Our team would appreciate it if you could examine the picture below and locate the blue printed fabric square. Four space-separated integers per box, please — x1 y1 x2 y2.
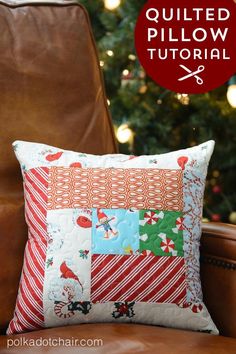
92 208 139 255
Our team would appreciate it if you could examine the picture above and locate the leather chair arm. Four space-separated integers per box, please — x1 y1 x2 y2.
201 222 236 338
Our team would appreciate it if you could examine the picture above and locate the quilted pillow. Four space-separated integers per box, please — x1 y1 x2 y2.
7 140 218 334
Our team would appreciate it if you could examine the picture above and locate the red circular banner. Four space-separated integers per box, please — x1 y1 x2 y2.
135 0 236 94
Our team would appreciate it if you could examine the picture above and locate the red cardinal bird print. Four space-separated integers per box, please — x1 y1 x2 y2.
70 162 82 168
177 156 188 170
46 151 63 162
60 261 83 292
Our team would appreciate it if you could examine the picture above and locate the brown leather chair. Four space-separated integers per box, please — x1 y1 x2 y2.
0 1 235 353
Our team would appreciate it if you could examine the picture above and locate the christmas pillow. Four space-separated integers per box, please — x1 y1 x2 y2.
7 140 218 334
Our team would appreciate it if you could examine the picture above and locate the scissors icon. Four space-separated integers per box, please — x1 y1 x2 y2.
178 65 205 85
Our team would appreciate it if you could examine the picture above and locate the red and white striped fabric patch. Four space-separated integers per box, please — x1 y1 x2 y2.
7 168 49 334
91 254 186 304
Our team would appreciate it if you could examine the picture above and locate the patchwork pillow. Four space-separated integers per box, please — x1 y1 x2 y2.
7 140 218 334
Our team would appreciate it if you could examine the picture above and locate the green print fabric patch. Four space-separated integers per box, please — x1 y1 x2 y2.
139 210 184 257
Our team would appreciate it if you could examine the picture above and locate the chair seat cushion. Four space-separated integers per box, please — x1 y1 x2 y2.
1 324 236 354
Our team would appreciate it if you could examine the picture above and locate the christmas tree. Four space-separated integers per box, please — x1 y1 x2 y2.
80 0 236 224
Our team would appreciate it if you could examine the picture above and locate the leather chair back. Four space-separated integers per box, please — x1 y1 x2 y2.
0 0 117 332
